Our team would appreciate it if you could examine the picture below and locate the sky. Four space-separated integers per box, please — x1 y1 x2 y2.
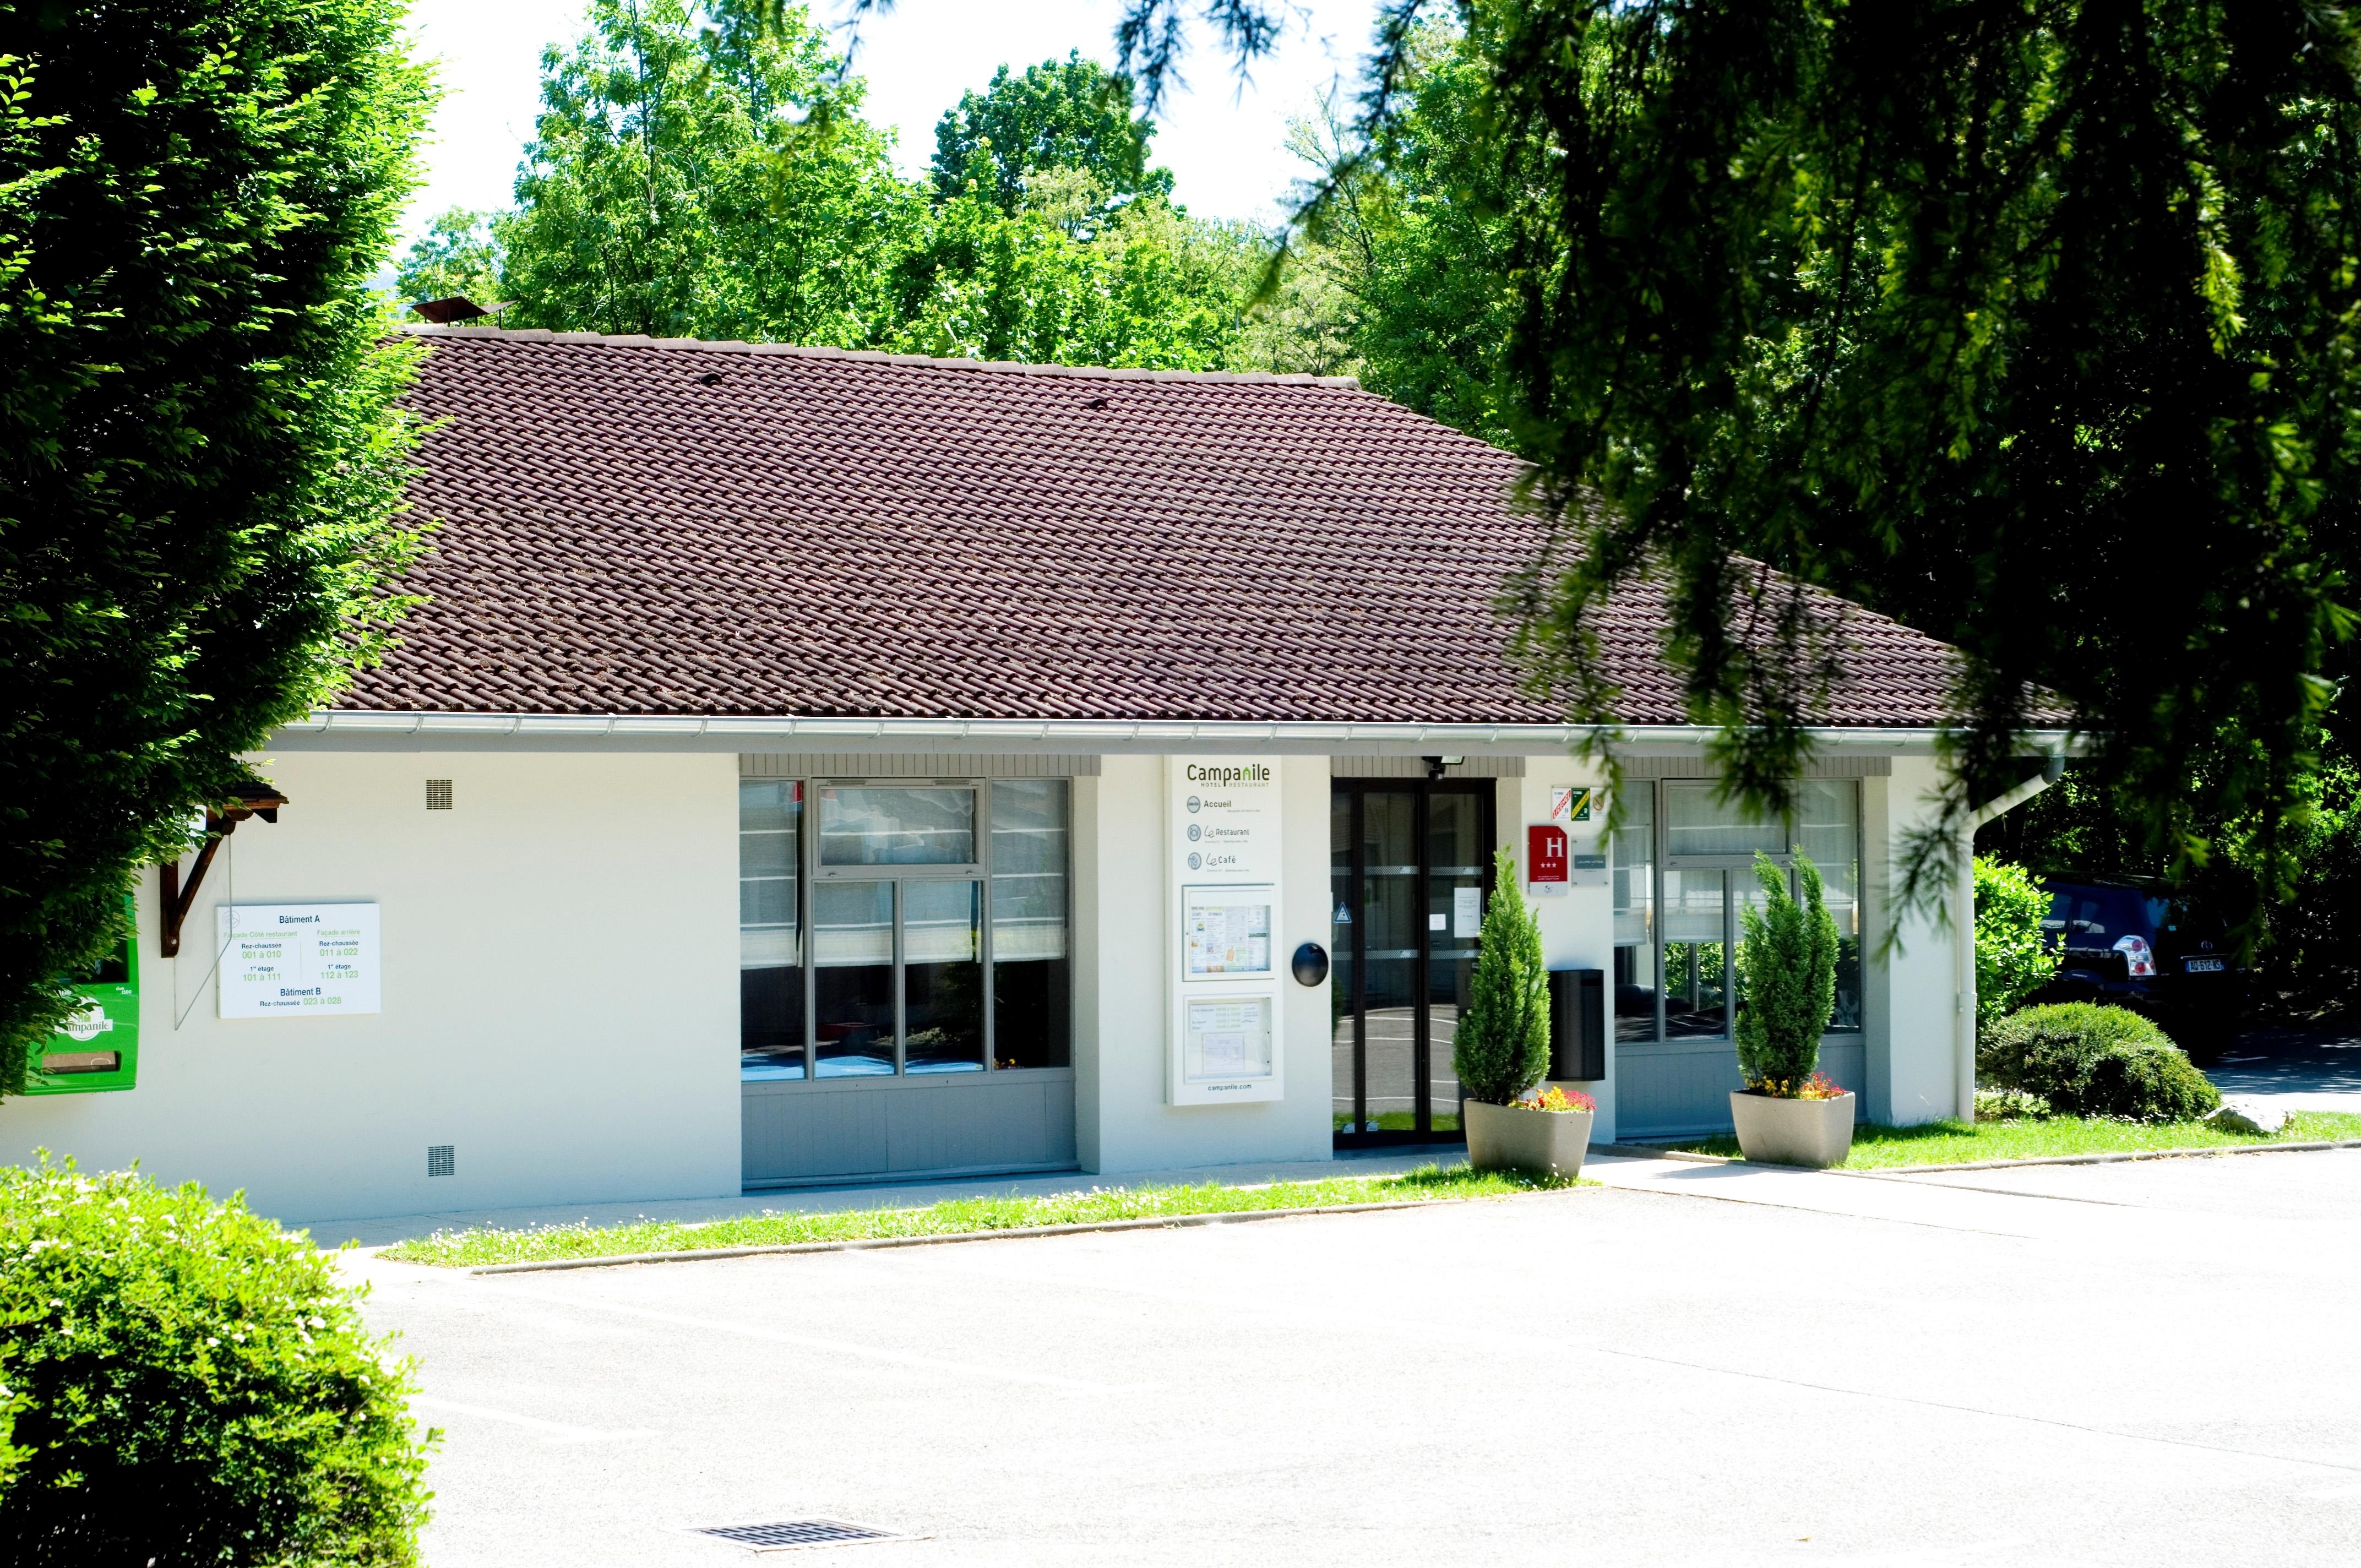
397 0 1385 251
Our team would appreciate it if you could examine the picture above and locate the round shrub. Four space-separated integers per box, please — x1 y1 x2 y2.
1978 1003 2222 1122
0 1161 432 1566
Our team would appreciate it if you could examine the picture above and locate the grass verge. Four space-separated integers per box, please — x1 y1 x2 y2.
1657 1110 2361 1169
380 1163 1575 1268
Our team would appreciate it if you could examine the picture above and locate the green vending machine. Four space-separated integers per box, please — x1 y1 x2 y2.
26 901 139 1094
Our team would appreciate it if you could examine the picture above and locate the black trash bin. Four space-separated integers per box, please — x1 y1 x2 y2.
1548 968 1605 1082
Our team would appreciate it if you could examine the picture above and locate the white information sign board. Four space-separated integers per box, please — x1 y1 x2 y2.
218 903 381 1019
1168 758 1285 1104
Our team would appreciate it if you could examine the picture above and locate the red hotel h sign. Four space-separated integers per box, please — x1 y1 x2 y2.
1527 824 1569 886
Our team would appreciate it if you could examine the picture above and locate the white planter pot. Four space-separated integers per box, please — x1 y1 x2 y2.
1464 1100 1594 1179
1728 1090 1857 1168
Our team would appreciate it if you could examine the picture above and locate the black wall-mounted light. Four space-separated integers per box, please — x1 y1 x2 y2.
1292 941 1330 986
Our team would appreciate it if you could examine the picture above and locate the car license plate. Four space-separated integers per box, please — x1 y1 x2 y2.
2184 956 2226 973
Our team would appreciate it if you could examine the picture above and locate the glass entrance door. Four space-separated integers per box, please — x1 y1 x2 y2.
1331 780 1495 1146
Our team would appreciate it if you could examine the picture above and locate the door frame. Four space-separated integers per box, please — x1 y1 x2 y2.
1331 777 1496 1149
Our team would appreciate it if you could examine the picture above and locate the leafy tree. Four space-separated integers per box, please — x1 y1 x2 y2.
1973 856 2059 1033
1452 847 1550 1105
0 0 433 1097
894 175 1265 370
931 51 1173 221
1734 851 1838 1094
1262 31 1522 442
1116 0 2361 936
499 0 923 342
395 206 506 307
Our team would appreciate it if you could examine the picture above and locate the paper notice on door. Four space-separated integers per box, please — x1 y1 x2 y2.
1453 885 1483 938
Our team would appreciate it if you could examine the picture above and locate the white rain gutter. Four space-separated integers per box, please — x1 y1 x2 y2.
282 709 2026 755
1955 759 2067 1120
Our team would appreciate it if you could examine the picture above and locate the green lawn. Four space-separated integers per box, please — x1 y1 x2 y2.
380 1163 1576 1268
1656 1109 2361 1169
1331 1111 1464 1133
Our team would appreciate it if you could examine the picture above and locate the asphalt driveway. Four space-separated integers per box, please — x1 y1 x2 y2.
2210 1025 2361 1111
353 1147 2361 1568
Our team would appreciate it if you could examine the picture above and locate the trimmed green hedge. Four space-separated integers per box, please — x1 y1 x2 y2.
0 1162 433 1566
1978 1003 2222 1123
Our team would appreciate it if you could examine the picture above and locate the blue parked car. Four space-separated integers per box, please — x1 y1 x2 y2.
2032 877 2244 1064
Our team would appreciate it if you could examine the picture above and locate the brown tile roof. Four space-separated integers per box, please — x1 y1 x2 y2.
346 328 1967 728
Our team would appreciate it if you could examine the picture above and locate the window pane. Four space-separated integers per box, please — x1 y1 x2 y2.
1358 791 1418 1132
1797 780 1863 1032
905 880 983 1073
1665 782 1785 859
992 781 1070 1068
814 881 894 1076
1426 791 1484 1132
739 781 803 1080
1613 786 1657 1041
1663 868 1727 1037
820 786 977 865
1794 780 1859 903
1731 874 1770 1047
1330 789 1355 1131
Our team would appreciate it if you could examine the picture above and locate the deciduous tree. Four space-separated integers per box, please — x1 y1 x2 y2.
1118 0 2361 930
493 0 922 343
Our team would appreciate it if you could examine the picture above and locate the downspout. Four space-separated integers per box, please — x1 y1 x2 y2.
1955 755 2067 1119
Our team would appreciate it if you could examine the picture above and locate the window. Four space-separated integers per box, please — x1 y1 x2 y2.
1614 777 1864 1042
738 781 805 1080
904 880 984 1072
1795 780 1863 1030
991 780 1071 1068
1612 788 1656 1042
739 775 1071 1080
813 880 894 1076
819 786 976 865
1665 783 1784 858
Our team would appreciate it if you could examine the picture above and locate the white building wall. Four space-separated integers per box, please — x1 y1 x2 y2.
0 750 741 1226
1869 755 1965 1125
1071 754 1333 1174
1502 762 1619 1142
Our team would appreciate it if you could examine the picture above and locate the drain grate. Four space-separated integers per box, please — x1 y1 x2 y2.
697 1519 904 1551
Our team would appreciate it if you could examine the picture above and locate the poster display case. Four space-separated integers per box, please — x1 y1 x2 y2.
1167 757 1285 1105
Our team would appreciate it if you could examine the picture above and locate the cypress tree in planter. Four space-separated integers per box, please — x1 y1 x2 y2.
1456 848 1590 1176
1729 850 1854 1166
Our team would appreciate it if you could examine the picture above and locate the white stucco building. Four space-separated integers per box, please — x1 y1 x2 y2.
2 330 2043 1223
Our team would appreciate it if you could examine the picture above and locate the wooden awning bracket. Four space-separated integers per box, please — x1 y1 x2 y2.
160 785 289 958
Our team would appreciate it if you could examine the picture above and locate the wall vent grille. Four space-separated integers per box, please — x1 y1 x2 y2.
426 1144 455 1177
425 778 454 810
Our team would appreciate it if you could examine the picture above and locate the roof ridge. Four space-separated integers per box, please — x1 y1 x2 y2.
399 323 1364 389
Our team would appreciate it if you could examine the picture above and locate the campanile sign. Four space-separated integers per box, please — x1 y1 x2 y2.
1167 757 1285 1106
